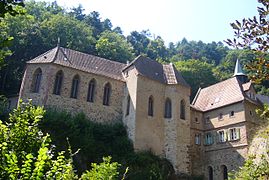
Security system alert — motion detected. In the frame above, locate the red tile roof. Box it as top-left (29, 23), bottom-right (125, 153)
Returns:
top-left (192, 77), bottom-right (245, 112)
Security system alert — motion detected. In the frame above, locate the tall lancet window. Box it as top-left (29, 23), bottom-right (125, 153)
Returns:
top-left (148, 96), bottom-right (154, 116)
top-left (53, 70), bottom-right (63, 95)
top-left (32, 68), bottom-right (42, 93)
top-left (70, 75), bottom-right (80, 98)
top-left (126, 95), bottom-right (130, 116)
top-left (180, 99), bottom-right (186, 120)
top-left (103, 83), bottom-right (111, 106)
top-left (87, 79), bottom-right (96, 102)
top-left (164, 98), bottom-right (172, 118)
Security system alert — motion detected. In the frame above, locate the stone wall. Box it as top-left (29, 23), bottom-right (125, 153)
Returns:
top-left (190, 108), bottom-right (205, 176)
top-left (20, 63), bottom-right (125, 123)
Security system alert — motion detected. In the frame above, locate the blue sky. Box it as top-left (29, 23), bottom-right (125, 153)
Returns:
top-left (42, 0), bottom-right (260, 45)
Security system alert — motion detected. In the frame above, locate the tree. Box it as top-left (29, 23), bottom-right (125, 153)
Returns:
top-left (96, 31), bottom-right (134, 62)
top-left (225, 0), bottom-right (269, 83)
top-left (0, 0), bottom-right (24, 18)
top-left (127, 30), bottom-right (151, 56)
top-left (175, 60), bottom-right (217, 99)
top-left (0, 100), bottom-right (123, 179)
top-left (147, 36), bottom-right (168, 62)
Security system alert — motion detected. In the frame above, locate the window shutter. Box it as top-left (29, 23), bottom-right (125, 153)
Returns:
top-left (224, 130), bottom-right (227, 142)
top-left (211, 133), bottom-right (214, 144)
top-left (216, 132), bottom-right (219, 143)
top-left (227, 130), bottom-right (231, 141)
top-left (236, 128), bottom-right (240, 140)
top-left (204, 135), bottom-right (207, 145)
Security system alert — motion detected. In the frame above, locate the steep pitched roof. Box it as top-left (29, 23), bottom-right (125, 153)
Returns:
top-left (242, 81), bottom-right (252, 91)
top-left (123, 55), bottom-right (189, 87)
top-left (192, 77), bottom-right (246, 112)
top-left (233, 59), bottom-right (246, 76)
top-left (256, 94), bottom-right (269, 104)
top-left (27, 46), bottom-right (126, 81)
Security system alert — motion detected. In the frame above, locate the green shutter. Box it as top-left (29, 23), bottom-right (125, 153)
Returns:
top-left (216, 131), bottom-right (219, 143)
top-left (224, 130), bottom-right (227, 142)
top-left (227, 130), bottom-right (231, 141)
top-left (236, 128), bottom-right (241, 140)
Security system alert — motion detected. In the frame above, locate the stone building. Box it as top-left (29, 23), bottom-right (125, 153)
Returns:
top-left (19, 46), bottom-right (263, 179)
top-left (19, 45), bottom-right (191, 175)
top-left (190, 59), bottom-right (262, 179)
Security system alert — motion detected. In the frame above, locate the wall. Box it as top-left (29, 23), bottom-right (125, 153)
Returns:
top-left (20, 63), bottom-right (125, 123)
top-left (190, 108), bottom-right (205, 176)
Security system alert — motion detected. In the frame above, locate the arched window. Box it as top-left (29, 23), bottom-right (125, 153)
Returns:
top-left (32, 68), bottom-right (42, 93)
top-left (221, 165), bottom-right (228, 180)
top-left (148, 96), bottom-right (154, 116)
top-left (126, 95), bottom-right (130, 116)
top-left (164, 98), bottom-right (172, 118)
top-left (103, 83), bottom-right (111, 106)
top-left (208, 166), bottom-right (213, 180)
top-left (87, 79), bottom-right (96, 102)
top-left (53, 70), bottom-right (63, 95)
top-left (70, 75), bottom-right (80, 98)
top-left (180, 99), bottom-right (186, 120)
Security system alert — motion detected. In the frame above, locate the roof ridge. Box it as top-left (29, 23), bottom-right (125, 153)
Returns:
top-left (61, 47), bottom-right (127, 66)
top-left (199, 77), bottom-right (237, 91)
top-left (192, 87), bottom-right (201, 105)
top-left (27, 47), bottom-right (58, 63)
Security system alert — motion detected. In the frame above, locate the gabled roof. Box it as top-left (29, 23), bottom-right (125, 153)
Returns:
top-left (27, 46), bottom-right (126, 81)
top-left (123, 55), bottom-right (189, 87)
top-left (191, 77), bottom-right (246, 112)
top-left (256, 94), bottom-right (269, 104)
top-left (242, 81), bottom-right (252, 92)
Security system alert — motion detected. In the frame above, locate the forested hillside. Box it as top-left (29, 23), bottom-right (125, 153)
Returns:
top-left (0, 0), bottom-right (268, 98)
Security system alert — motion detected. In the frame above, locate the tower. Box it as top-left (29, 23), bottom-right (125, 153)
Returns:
top-left (233, 59), bottom-right (248, 83)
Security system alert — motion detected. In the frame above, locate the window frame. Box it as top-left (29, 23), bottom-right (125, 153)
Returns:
top-left (148, 96), bottom-right (154, 117)
top-left (53, 70), bottom-right (63, 95)
top-left (164, 98), bottom-right (172, 118)
top-left (32, 68), bottom-right (42, 93)
top-left (180, 99), bottom-right (186, 120)
top-left (87, 79), bottom-right (96, 102)
top-left (103, 83), bottom-right (111, 106)
top-left (126, 95), bottom-right (130, 116)
top-left (195, 134), bottom-right (201, 145)
top-left (70, 75), bottom-right (80, 99)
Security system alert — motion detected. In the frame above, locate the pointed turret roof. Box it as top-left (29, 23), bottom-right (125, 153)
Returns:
top-left (233, 59), bottom-right (246, 77)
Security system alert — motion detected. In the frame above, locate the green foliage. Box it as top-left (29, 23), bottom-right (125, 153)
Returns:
top-left (175, 59), bottom-right (217, 99)
top-left (0, 0), bottom-right (24, 18)
top-left (41, 109), bottom-right (174, 179)
top-left (81, 156), bottom-right (121, 180)
top-left (0, 100), bottom-right (124, 179)
top-left (96, 30), bottom-right (134, 62)
top-left (226, 0), bottom-right (269, 82)
top-left (229, 155), bottom-right (269, 180)
top-left (0, 100), bottom-right (77, 179)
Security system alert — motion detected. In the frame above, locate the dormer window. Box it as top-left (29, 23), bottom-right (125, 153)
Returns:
top-left (218, 113), bottom-right (223, 120)
top-left (230, 111), bottom-right (235, 117)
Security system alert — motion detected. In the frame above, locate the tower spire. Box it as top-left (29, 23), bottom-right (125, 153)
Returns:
top-left (233, 59), bottom-right (245, 77)
top-left (233, 59), bottom-right (248, 83)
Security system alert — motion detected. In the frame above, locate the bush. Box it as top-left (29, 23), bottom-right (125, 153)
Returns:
top-left (41, 109), bottom-right (175, 179)
top-left (0, 100), bottom-right (123, 179)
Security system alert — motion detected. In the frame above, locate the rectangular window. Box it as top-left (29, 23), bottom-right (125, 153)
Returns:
top-left (205, 132), bottom-right (213, 145)
top-left (230, 111), bottom-right (235, 117)
top-left (205, 116), bottom-right (210, 124)
top-left (218, 113), bottom-right (223, 120)
top-left (195, 134), bottom-right (201, 145)
top-left (218, 130), bottom-right (226, 143)
top-left (229, 128), bottom-right (240, 141)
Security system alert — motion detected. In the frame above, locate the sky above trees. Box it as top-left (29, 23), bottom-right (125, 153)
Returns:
top-left (38, 0), bottom-right (259, 45)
